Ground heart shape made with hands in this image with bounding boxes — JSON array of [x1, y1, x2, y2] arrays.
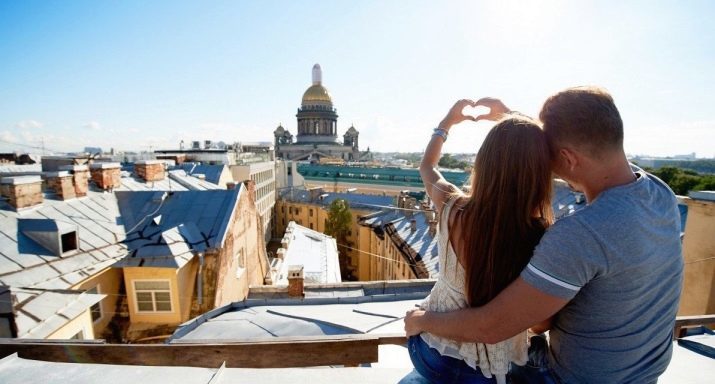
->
[[460, 104, 491, 121]]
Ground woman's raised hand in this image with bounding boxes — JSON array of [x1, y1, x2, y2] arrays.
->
[[438, 98, 512, 131], [437, 99, 477, 131], [474, 97, 511, 122]]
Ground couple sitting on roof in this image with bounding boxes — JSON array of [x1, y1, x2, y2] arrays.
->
[[404, 87, 683, 384]]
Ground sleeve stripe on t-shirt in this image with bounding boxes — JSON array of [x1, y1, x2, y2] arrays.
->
[[526, 263, 581, 291]]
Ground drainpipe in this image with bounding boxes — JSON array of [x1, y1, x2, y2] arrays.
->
[[197, 252, 204, 305]]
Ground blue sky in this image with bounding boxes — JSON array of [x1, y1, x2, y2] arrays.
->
[[1, 1, 713, 157]]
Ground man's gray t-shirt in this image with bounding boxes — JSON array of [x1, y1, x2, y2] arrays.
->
[[521, 171, 683, 384]]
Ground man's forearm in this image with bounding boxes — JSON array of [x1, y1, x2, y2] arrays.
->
[[417, 307, 505, 344]]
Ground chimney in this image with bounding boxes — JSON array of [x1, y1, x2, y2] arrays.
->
[[276, 248, 286, 260], [135, 160, 165, 181], [428, 220, 438, 238], [60, 165, 89, 197], [226, 181, 237, 190], [287, 265, 305, 298], [89, 162, 121, 190], [45, 171, 75, 200], [0, 176, 43, 210], [410, 219, 417, 233]]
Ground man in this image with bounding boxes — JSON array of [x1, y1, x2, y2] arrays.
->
[[404, 87, 683, 383]]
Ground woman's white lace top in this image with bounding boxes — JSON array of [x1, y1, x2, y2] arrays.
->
[[419, 196, 529, 382]]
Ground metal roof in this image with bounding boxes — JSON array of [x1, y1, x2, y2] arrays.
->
[[115, 188, 241, 268], [0, 164, 42, 177], [179, 163, 228, 185], [169, 281, 434, 342], [274, 222, 340, 285], [296, 164, 469, 188], [0, 190, 127, 338], [118, 170, 221, 192]]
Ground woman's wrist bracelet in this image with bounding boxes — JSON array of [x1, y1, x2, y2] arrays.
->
[[432, 128, 448, 142]]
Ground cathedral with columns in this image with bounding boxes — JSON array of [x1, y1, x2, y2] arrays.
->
[[274, 64, 371, 162]]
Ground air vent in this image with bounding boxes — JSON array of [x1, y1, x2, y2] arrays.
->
[[19, 219, 79, 256]]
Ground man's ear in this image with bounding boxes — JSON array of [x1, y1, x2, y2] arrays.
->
[[559, 148, 579, 172]]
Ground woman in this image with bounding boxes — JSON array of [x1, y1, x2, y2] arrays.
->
[[408, 99, 553, 384]]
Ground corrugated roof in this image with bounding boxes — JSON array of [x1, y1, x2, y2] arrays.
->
[[0, 164, 42, 177]]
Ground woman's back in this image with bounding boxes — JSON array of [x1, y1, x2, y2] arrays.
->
[[419, 196, 529, 382]]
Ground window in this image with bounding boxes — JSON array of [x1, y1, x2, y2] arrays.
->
[[236, 248, 246, 277], [309, 209, 313, 217], [134, 280, 172, 312], [87, 286, 102, 322]]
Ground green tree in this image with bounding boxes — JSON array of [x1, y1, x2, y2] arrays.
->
[[324, 199, 354, 280]]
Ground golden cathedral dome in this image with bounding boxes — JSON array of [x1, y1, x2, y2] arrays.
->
[[301, 84, 333, 105]]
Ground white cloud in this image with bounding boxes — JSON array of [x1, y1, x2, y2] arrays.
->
[[15, 120, 43, 129], [83, 121, 102, 131]]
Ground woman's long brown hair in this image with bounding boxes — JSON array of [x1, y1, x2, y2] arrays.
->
[[452, 116, 553, 307]]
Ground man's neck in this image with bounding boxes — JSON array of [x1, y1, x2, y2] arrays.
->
[[582, 154, 636, 203]]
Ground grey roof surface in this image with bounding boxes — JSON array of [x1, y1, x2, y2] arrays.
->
[[169, 281, 433, 342], [389, 212, 440, 278], [179, 163, 228, 185], [0, 337, 709, 384], [275, 221, 340, 285], [13, 290, 105, 338], [0, 190, 127, 337], [0, 354, 429, 384], [115, 188, 241, 268], [119, 170, 221, 192], [0, 164, 42, 177]]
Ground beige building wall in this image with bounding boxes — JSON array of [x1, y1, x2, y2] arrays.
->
[[679, 196, 715, 316], [47, 310, 95, 340], [123, 267, 186, 325], [73, 267, 123, 338], [231, 161, 276, 242], [275, 198, 415, 281]]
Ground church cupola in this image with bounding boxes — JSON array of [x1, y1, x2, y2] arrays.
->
[[296, 64, 339, 144]]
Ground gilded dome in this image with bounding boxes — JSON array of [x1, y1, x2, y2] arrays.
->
[[302, 84, 333, 105]]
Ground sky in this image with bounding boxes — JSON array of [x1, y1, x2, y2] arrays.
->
[[0, 0, 713, 157]]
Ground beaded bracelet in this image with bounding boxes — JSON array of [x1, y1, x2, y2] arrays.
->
[[432, 128, 448, 142]]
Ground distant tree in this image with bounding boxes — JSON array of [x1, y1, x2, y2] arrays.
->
[[325, 199, 353, 280], [647, 166, 715, 195], [438, 153, 469, 170]]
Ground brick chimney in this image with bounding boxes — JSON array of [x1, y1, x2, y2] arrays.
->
[[287, 265, 305, 298], [226, 181, 237, 190], [428, 220, 438, 238], [89, 163, 121, 190], [60, 165, 89, 197], [45, 171, 75, 200], [135, 160, 165, 182], [0, 176, 43, 210]]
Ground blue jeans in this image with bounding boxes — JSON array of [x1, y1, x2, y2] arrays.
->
[[408, 335, 497, 384], [509, 334, 560, 384]]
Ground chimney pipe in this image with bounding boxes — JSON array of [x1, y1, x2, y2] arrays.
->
[[0, 176, 43, 210], [45, 171, 75, 200], [59, 165, 89, 197], [410, 219, 417, 233], [135, 160, 165, 182], [287, 265, 305, 298], [89, 163, 121, 190]]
